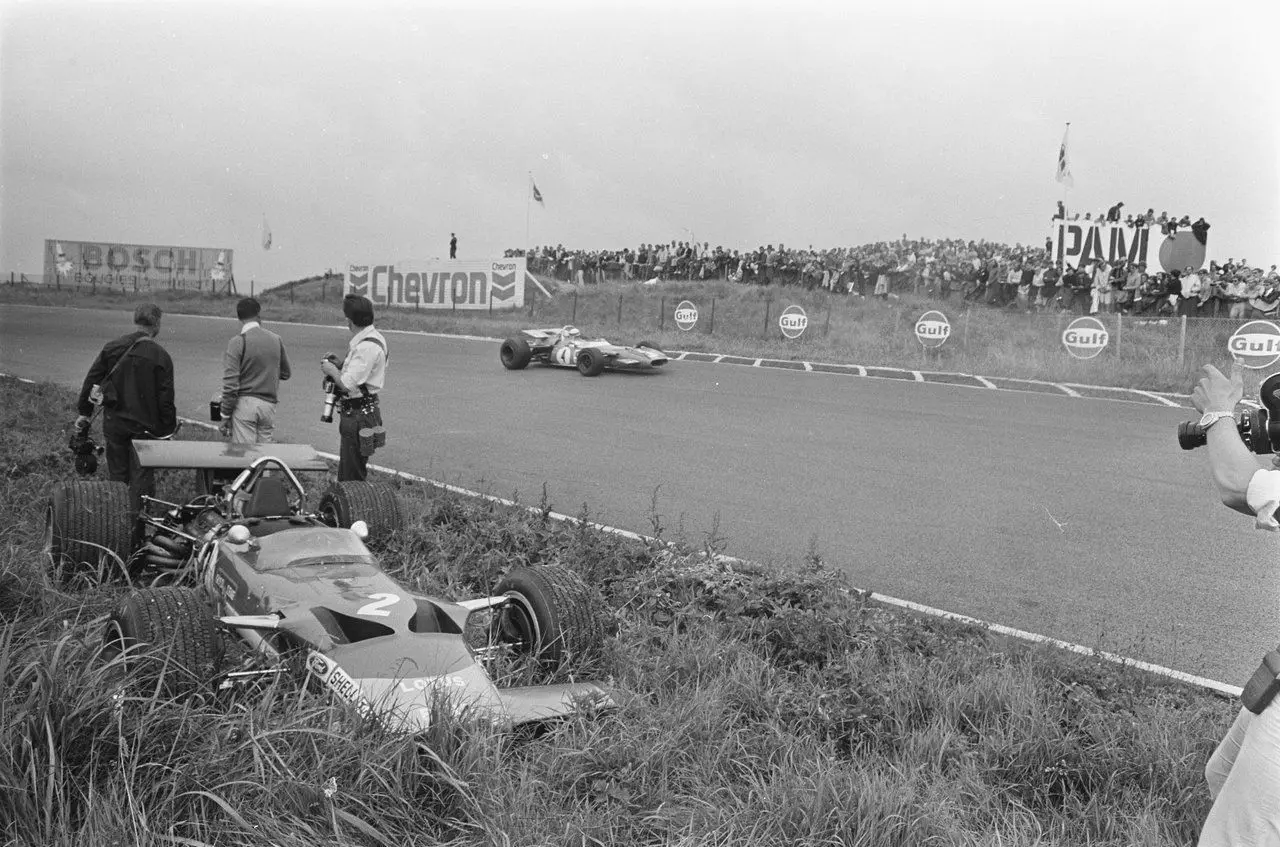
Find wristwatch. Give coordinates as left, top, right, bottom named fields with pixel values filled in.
left=1198, top=410, right=1234, bottom=430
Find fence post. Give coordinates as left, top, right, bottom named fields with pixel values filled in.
left=572, top=290, right=578, bottom=324
left=251, top=278, right=255, bottom=298
left=659, top=297, right=665, bottom=332
left=823, top=304, right=831, bottom=336
left=1115, top=313, right=1122, bottom=352
left=709, top=297, right=715, bottom=335
left=617, top=294, right=623, bottom=325
left=1178, top=315, right=1187, bottom=368
left=321, top=278, right=327, bottom=301
left=963, top=309, right=970, bottom=350
left=763, top=298, right=772, bottom=338
left=291, top=284, right=295, bottom=304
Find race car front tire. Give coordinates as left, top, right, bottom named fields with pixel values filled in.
left=318, top=480, right=407, bottom=543
left=44, top=480, right=135, bottom=585
left=500, top=337, right=533, bottom=370
left=577, top=349, right=606, bottom=377
left=494, top=564, right=603, bottom=666
left=107, top=587, right=223, bottom=698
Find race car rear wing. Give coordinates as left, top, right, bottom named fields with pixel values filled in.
left=133, top=440, right=329, bottom=472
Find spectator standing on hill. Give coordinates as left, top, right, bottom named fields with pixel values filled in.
left=320, top=295, right=388, bottom=482
left=449, top=233, right=457, bottom=259
left=75, top=303, right=177, bottom=509
left=219, top=297, right=292, bottom=444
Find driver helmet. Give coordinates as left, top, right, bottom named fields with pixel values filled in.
left=561, top=325, right=581, bottom=339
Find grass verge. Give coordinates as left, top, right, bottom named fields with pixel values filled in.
left=0, top=375, right=1232, bottom=845
left=0, top=277, right=1242, bottom=394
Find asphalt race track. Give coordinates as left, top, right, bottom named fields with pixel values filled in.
left=3, top=303, right=1277, bottom=686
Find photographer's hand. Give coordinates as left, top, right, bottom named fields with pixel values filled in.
left=1191, top=362, right=1243, bottom=414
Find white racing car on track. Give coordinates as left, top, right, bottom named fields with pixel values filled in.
left=499, top=326, right=669, bottom=376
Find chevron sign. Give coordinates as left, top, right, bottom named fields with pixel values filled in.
left=344, top=258, right=526, bottom=309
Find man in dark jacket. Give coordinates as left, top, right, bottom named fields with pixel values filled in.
left=75, top=303, right=177, bottom=507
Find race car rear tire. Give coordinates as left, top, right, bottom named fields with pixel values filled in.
left=500, top=337, right=532, bottom=370
left=107, top=587, right=222, bottom=698
left=44, top=480, right=134, bottom=585
left=317, top=480, right=407, bottom=543
left=577, top=348, right=606, bottom=377
left=494, top=565, right=603, bottom=666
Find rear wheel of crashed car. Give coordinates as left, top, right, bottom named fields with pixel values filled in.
left=577, top=348, right=606, bottom=377
left=317, top=481, right=406, bottom=542
left=44, top=480, right=134, bottom=585
left=107, top=587, right=223, bottom=698
left=500, top=337, right=532, bottom=370
left=494, top=564, right=602, bottom=666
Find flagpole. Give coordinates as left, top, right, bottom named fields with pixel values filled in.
left=526, top=172, right=531, bottom=255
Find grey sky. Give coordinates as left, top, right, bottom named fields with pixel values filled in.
left=3, top=0, right=1277, bottom=286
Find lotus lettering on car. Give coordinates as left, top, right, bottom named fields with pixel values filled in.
left=1062, top=316, right=1109, bottom=360
left=674, top=300, right=698, bottom=332
left=914, top=310, right=951, bottom=349
left=1228, top=320, right=1280, bottom=370
left=779, top=305, right=808, bottom=339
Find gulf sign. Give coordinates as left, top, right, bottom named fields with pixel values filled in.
left=914, top=310, right=951, bottom=349
left=674, top=300, right=698, bottom=331
left=346, top=258, right=527, bottom=309
left=1062, top=316, right=1109, bottom=360
left=43, top=239, right=233, bottom=290
left=1229, top=321, right=1280, bottom=370
left=1049, top=221, right=1208, bottom=274
left=779, top=305, right=808, bottom=339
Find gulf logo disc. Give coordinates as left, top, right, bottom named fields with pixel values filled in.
left=914, top=310, right=951, bottom=349
left=674, top=300, right=698, bottom=332
left=779, top=305, right=808, bottom=339
left=1229, top=320, right=1280, bottom=370
left=1062, top=316, right=1109, bottom=360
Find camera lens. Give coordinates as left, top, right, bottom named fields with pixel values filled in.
left=1178, top=421, right=1207, bottom=450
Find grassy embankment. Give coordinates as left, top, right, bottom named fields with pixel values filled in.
left=0, top=375, right=1234, bottom=845
left=0, top=276, right=1243, bottom=394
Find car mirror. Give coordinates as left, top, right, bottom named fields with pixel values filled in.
left=227, top=524, right=252, bottom=544
left=350, top=520, right=369, bottom=540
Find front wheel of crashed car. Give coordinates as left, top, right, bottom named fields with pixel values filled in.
left=493, top=565, right=603, bottom=666
left=106, top=586, right=224, bottom=698
left=317, top=481, right=406, bottom=542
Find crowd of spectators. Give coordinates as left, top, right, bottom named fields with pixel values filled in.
left=503, top=213, right=1277, bottom=319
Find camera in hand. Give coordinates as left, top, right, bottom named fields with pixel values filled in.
left=68, top=424, right=101, bottom=476
left=321, top=376, right=339, bottom=423
left=209, top=391, right=222, bottom=422
left=1179, top=373, right=1280, bottom=453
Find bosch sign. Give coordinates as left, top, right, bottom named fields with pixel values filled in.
left=674, top=300, right=698, bottom=332
left=1229, top=321, right=1280, bottom=370
left=779, top=305, right=808, bottom=339
left=1062, top=316, right=1109, bottom=360
left=914, top=311, right=951, bottom=349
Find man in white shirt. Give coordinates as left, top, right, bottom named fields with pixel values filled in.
left=320, top=295, right=388, bottom=481
left=1191, top=362, right=1280, bottom=845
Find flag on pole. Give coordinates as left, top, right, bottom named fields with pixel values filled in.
left=262, top=215, right=273, bottom=250
left=531, top=179, right=544, bottom=207
left=1056, top=123, right=1074, bottom=189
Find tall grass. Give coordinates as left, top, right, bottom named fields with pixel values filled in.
left=0, top=279, right=1245, bottom=393
left=0, top=375, right=1233, bottom=845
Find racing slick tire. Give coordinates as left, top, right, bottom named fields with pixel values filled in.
left=577, top=348, right=606, bottom=377
left=107, top=587, right=223, bottom=698
left=318, top=480, right=407, bottom=543
left=500, top=337, right=533, bottom=370
left=44, top=480, right=134, bottom=585
left=494, top=564, right=603, bottom=666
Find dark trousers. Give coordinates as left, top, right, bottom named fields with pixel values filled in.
left=103, top=418, right=154, bottom=510
left=337, top=413, right=368, bottom=481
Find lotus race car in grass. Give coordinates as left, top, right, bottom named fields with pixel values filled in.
left=499, top=326, right=669, bottom=376
left=43, top=440, right=611, bottom=730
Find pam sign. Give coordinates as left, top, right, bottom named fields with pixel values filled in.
left=779, top=305, right=808, bottom=339
left=1228, top=320, right=1280, bottom=370
left=1062, top=316, right=1109, bottom=360
left=914, top=310, right=951, bottom=349
left=674, top=300, right=698, bottom=331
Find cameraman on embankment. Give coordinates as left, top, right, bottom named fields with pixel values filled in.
left=1191, top=361, right=1280, bottom=845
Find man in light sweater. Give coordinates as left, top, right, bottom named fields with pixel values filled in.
left=220, top=297, right=292, bottom=443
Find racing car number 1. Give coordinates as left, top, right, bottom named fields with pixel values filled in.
left=553, top=346, right=574, bottom=366
left=357, top=593, right=399, bottom=617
